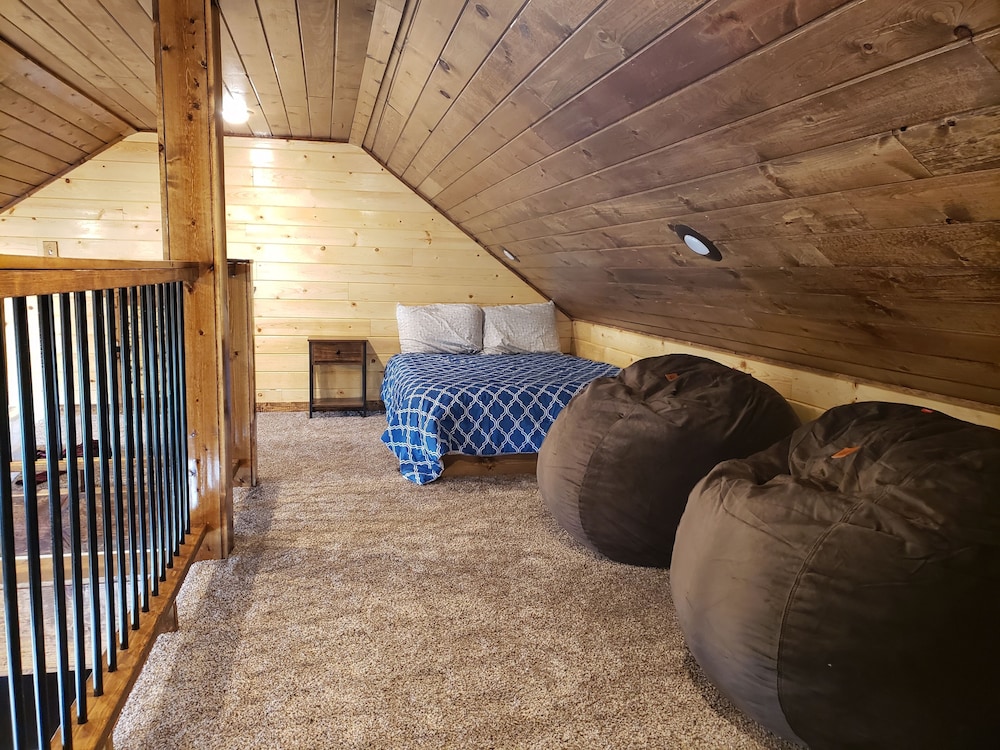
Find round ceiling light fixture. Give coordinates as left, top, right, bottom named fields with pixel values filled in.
left=672, top=224, right=723, bottom=261
left=501, top=247, right=519, bottom=262
left=222, top=92, right=250, bottom=124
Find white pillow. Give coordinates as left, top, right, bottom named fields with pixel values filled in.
left=482, top=301, right=560, bottom=355
left=396, top=303, right=484, bottom=354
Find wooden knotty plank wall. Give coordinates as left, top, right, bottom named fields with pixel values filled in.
left=574, top=321, right=1000, bottom=430
left=0, top=132, right=562, bottom=406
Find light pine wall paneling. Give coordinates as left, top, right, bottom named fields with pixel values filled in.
left=2, top=133, right=555, bottom=406
left=222, top=135, right=557, bottom=405
left=0, top=132, right=163, bottom=258
left=573, top=321, right=1000, bottom=430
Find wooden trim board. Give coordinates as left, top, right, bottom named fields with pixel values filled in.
left=574, top=320, right=1000, bottom=430
left=441, top=453, right=538, bottom=478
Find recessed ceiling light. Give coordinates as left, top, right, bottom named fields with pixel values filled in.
left=501, top=248, right=519, bottom=262
left=672, top=224, right=722, bottom=261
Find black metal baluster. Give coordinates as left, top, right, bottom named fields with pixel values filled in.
left=74, top=292, right=103, bottom=696
left=167, top=283, right=186, bottom=545
left=154, top=285, right=173, bottom=566
left=12, top=297, right=50, bottom=749
left=47, top=297, right=62, bottom=477
left=117, top=288, right=140, bottom=630
left=174, top=283, right=191, bottom=534
left=0, top=301, right=28, bottom=749
left=161, top=284, right=179, bottom=553
left=38, top=295, right=73, bottom=747
left=91, top=292, right=118, bottom=673
left=140, top=286, right=161, bottom=596
left=59, top=293, right=88, bottom=723
left=129, top=288, right=150, bottom=610
left=104, top=290, right=129, bottom=650
left=163, top=284, right=184, bottom=555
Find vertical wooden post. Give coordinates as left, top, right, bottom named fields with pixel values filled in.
left=153, top=0, right=233, bottom=558
left=228, top=260, right=258, bottom=488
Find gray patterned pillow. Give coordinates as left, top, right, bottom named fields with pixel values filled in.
left=396, top=303, right=484, bottom=354
left=482, top=301, right=560, bottom=354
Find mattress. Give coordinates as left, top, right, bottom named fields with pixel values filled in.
left=380, top=352, right=619, bottom=484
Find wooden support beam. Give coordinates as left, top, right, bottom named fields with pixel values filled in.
left=153, top=0, right=234, bottom=559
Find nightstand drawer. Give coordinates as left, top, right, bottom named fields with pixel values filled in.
left=310, top=340, right=365, bottom=363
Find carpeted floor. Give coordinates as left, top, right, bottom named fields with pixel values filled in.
left=113, top=412, right=797, bottom=749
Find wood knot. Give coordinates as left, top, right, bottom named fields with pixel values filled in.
left=475, top=4, right=489, bottom=18
left=953, top=25, right=973, bottom=40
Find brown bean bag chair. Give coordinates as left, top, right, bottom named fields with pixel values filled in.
left=537, top=354, right=800, bottom=567
left=671, top=401, right=1000, bottom=749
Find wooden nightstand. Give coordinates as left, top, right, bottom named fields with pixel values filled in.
left=308, top=339, right=368, bottom=417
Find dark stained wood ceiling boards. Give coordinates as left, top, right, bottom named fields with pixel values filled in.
left=363, top=0, right=1000, bottom=407
left=1, top=0, right=1000, bottom=408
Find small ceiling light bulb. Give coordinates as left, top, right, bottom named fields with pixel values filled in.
left=683, top=235, right=712, bottom=256
left=222, top=92, right=250, bottom=124
left=672, top=224, right=723, bottom=261
left=501, top=248, right=519, bottom=262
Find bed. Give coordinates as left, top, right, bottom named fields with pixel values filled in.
left=381, top=352, right=620, bottom=484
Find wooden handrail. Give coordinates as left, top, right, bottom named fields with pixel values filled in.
left=0, top=256, right=201, bottom=271
left=0, top=256, right=203, bottom=297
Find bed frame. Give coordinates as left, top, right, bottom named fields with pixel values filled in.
left=440, top=453, right=538, bottom=478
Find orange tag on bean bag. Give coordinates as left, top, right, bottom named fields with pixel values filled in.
left=832, top=446, right=860, bottom=459
left=666, top=373, right=679, bottom=381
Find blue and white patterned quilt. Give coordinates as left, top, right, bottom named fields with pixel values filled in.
left=381, top=353, right=619, bottom=484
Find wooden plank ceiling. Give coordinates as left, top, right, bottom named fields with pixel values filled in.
left=0, top=0, right=387, bottom=205
left=1, top=0, right=1000, bottom=406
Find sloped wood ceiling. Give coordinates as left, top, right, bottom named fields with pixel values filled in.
left=365, top=0, right=1000, bottom=407
left=1, top=0, right=999, bottom=406
left=0, top=0, right=386, bottom=206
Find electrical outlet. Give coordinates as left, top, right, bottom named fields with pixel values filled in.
left=42, top=240, right=59, bottom=257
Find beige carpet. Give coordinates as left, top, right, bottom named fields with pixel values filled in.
left=114, top=412, right=796, bottom=749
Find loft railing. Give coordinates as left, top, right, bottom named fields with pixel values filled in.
left=0, top=258, right=204, bottom=749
